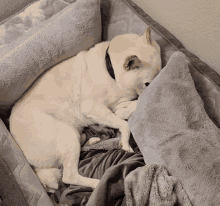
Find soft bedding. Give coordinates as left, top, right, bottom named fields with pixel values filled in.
left=48, top=147, right=191, bottom=206
left=125, top=164, right=191, bottom=206
left=129, top=51, right=220, bottom=205
left=1, top=0, right=220, bottom=205
left=49, top=149, right=144, bottom=206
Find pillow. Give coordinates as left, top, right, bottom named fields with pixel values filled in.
left=0, top=0, right=101, bottom=113
left=128, top=52, right=220, bottom=205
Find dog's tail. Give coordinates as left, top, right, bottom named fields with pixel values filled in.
left=34, top=167, right=62, bottom=193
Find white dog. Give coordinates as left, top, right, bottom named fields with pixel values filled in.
left=9, top=27, right=161, bottom=192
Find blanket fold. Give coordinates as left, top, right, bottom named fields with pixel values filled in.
left=49, top=147, right=191, bottom=206
left=49, top=149, right=145, bottom=206
left=124, top=164, right=192, bottom=206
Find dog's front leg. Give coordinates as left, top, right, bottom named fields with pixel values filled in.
left=82, top=102, right=133, bottom=152
left=112, top=100, right=138, bottom=120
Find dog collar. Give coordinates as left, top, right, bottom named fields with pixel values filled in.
left=105, top=46, right=115, bottom=80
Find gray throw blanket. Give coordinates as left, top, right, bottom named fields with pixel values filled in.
left=124, top=164, right=192, bottom=206
left=128, top=51, right=220, bottom=205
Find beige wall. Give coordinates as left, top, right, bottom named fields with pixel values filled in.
left=132, top=0, right=220, bottom=74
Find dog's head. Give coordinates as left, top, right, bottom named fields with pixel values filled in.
left=108, top=27, right=161, bottom=95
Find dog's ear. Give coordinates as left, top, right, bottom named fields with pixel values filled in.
left=124, top=55, right=142, bottom=71
left=144, top=26, right=152, bottom=45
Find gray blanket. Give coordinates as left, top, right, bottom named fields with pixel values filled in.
left=128, top=51, right=220, bottom=205
left=124, top=164, right=191, bottom=206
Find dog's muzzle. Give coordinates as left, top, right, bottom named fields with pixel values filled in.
left=145, top=82, right=150, bottom=87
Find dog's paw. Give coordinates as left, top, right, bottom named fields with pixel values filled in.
left=113, top=101, right=137, bottom=120
left=122, top=145, right=134, bottom=153
left=118, top=141, right=134, bottom=153
left=84, top=137, right=101, bottom=146
left=36, top=168, right=62, bottom=193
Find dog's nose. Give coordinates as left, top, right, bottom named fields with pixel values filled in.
left=145, top=82, right=150, bottom=87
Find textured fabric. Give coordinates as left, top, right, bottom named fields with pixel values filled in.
left=0, top=155, right=29, bottom=206
left=0, top=118, right=54, bottom=206
left=81, top=124, right=121, bottom=151
left=50, top=147, right=191, bottom=206
left=49, top=149, right=145, bottom=206
left=128, top=52, right=220, bottom=206
left=125, top=164, right=192, bottom=206
left=101, top=0, right=220, bottom=129
left=0, top=0, right=70, bottom=48
left=0, top=0, right=101, bottom=113
left=0, top=0, right=36, bottom=24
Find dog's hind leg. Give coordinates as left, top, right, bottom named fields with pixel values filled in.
left=56, top=123, right=100, bottom=189
left=62, top=142, right=100, bottom=188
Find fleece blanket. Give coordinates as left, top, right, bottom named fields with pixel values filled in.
left=128, top=51, right=220, bottom=205
left=124, top=164, right=191, bottom=206
left=48, top=147, right=191, bottom=206
left=49, top=149, right=145, bottom=206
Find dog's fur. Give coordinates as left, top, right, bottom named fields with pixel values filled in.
left=9, top=28, right=161, bottom=192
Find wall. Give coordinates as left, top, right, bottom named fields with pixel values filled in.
left=132, top=0, right=220, bottom=74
